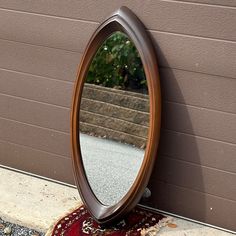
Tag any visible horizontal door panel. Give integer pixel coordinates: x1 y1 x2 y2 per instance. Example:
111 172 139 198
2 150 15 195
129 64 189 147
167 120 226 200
0 140 74 184
1 68 235 114
159 129 236 173
153 31 236 79
160 68 236 113
153 156 236 201
147 180 236 231
0 1 235 40
1 34 235 82
0 118 70 157
0 69 73 107
0 93 70 133
163 102 236 144
177 0 236 7
0 8 97 52
0 39 81 81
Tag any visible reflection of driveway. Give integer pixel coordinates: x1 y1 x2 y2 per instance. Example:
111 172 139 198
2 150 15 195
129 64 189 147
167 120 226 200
80 133 144 206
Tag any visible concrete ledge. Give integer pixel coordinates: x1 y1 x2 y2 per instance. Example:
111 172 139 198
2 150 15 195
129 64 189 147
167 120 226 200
0 167 234 235
0 167 80 232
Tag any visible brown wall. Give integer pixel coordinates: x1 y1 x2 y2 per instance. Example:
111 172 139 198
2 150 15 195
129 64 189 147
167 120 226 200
0 0 235 231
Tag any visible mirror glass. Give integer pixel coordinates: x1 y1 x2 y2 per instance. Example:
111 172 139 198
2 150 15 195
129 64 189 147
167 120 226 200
79 32 149 206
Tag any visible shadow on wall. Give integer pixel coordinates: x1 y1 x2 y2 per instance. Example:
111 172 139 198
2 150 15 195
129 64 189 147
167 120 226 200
142 41 206 223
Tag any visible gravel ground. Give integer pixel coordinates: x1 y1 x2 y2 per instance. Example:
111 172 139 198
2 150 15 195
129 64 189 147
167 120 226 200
80 133 144 205
0 218 44 236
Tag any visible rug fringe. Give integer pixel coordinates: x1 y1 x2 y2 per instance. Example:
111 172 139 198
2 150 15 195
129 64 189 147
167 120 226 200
140 216 173 236
45 201 83 236
45 203 173 236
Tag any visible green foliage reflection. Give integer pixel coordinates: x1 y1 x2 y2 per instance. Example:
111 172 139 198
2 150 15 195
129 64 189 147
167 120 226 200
86 32 147 93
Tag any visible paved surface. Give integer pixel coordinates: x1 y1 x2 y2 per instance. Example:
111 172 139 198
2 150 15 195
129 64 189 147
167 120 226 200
0 167 235 235
80 133 144 205
0 217 44 236
0 167 80 232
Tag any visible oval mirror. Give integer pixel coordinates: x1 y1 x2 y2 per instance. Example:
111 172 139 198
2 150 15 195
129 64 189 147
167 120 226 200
71 6 161 224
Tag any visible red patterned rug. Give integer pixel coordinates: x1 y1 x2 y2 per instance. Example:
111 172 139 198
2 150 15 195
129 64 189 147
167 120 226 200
46 205 173 236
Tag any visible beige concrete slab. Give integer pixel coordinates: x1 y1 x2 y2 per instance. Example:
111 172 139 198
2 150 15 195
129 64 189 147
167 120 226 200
0 167 81 232
0 167 234 235
159 217 234 236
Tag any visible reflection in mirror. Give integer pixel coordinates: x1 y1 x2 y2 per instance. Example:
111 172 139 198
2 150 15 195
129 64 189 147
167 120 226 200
80 32 149 206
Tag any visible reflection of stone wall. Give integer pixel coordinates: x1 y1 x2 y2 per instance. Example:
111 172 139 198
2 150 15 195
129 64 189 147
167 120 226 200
80 83 149 148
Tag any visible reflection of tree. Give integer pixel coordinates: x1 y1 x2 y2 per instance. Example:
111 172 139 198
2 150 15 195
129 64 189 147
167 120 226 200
86 32 147 93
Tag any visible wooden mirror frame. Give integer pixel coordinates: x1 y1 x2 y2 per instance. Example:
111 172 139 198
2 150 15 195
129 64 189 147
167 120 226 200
71 6 161 225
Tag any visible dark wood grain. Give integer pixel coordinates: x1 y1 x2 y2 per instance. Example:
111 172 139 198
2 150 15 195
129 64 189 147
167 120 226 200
71 6 161 224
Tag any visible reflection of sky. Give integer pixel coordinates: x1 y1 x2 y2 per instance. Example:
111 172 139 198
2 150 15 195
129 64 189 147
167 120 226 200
80 133 144 206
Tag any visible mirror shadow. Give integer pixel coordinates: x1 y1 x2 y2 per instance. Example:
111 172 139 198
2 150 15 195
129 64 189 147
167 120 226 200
79 32 150 206
141 42 205 224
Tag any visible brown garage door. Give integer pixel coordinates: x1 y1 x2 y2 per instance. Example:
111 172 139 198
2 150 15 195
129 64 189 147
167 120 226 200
0 0 235 231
